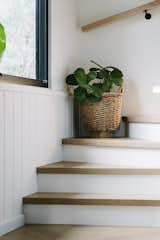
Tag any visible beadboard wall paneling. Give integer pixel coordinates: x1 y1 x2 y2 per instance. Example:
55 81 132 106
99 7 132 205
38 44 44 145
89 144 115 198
0 88 73 236
0 0 77 235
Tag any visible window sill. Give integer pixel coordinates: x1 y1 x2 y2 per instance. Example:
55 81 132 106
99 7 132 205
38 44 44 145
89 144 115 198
0 74 47 87
0 74 53 95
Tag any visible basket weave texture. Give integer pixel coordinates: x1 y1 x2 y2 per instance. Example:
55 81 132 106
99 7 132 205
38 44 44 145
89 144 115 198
81 92 123 132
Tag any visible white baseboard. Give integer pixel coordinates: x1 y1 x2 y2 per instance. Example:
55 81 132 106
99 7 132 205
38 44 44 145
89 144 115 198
0 215 25 236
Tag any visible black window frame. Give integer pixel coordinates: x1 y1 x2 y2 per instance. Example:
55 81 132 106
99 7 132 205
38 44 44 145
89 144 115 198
36 0 48 86
0 0 49 88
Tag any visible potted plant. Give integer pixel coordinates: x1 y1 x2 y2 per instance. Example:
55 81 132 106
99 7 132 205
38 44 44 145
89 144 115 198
0 23 6 60
66 61 124 137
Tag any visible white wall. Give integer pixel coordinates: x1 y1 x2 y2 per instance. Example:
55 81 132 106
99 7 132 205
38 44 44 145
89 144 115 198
77 0 160 116
52 0 79 90
0 0 78 235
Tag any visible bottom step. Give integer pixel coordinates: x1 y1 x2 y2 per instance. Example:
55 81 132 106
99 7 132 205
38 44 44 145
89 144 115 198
23 193 160 227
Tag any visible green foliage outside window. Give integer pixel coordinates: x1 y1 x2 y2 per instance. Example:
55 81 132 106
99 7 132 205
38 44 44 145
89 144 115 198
0 23 6 59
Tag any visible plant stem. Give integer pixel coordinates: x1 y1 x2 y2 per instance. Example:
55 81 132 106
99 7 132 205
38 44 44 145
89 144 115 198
90 60 104 69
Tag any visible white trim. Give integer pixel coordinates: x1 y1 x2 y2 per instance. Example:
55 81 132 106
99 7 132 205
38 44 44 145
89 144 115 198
0 83 68 97
0 215 25 236
0 82 53 95
53 89 68 97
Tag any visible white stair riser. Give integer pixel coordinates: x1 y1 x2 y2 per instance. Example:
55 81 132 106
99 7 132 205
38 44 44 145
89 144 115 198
38 174 160 195
24 205 160 227
63 145 160 166
129 123 160 141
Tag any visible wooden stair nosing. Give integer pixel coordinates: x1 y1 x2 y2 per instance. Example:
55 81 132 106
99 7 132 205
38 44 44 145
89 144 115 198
23 193 160 207
37 162 160 175
62 138 160 149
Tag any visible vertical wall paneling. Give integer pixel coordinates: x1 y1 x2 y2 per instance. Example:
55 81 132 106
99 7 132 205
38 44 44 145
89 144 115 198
0 0 78 235
0 91 4 225
0 87 72 236
4 91 14 221
13 93 23 217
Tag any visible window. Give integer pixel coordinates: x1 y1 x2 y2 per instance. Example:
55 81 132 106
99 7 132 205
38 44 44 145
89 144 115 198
0 0 48 86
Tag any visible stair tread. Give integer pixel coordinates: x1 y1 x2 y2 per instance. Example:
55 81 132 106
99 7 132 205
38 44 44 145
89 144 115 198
23 192 160 206
128 116 160 124
62 138 160 149
37 161 160 175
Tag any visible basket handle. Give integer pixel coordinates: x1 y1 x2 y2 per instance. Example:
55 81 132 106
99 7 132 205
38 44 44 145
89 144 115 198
120 86 123 94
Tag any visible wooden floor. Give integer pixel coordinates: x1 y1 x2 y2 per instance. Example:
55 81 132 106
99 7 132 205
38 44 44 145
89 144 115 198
2 225 160 240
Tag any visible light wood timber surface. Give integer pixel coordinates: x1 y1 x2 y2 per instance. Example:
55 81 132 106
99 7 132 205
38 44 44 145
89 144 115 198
82 0 160 32
128 116 160 123
2 225 160 240
0 74 47 87
37 161 160 175
23 193 160 206
62 138 160 149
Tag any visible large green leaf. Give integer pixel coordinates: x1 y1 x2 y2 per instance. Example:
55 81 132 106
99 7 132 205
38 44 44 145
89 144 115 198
110 68 123 78
74 68 87 87
112 77 123 86
0 24 6 58
74 87 87 103
102 78 113 92
87 70 97 82
84 84 93 94
110 68 123 87
66 74 77 85
91 85 103 98
97 69 109 79
92 83 103 89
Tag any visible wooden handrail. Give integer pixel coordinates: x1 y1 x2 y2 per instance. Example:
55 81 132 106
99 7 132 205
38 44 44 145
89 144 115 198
82 0 160 32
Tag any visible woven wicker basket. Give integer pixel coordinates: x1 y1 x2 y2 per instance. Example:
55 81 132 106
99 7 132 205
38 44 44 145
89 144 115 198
81 91 123 137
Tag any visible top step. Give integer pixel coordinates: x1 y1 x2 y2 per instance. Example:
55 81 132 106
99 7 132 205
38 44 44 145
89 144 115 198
128 116 160 124
62 138 160 149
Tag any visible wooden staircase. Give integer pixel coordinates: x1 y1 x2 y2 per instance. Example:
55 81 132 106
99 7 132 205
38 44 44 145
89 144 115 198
23 117 160 226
